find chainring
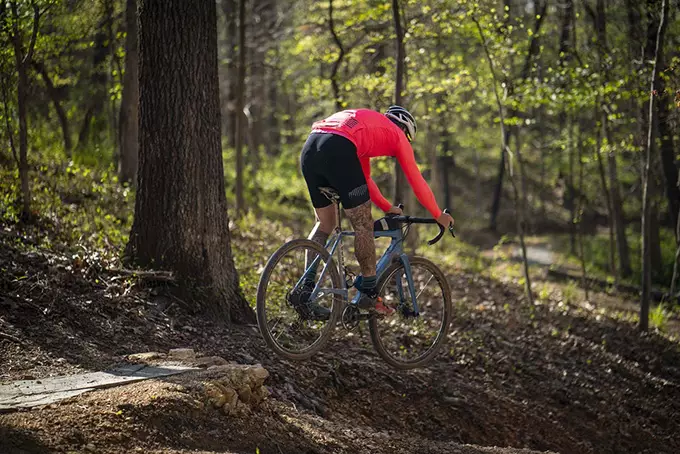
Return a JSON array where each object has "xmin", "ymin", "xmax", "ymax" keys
[{"xmin": 341, "ymin": 305, "xmax": 361, "ymax": 330}]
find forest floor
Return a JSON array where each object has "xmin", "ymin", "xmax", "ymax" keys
[{"xmin": 2, "ymin": 215, "xmax": 680, "ymax": 454}]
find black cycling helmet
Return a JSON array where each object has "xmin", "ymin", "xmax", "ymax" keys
[{"xmin": 385, "ymin": 105, "xmax": 417, "ymax": 142}]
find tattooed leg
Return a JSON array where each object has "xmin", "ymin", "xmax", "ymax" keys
[{"xmin": 344, "ymin": 201, "xmax": 376, "ymax": 277}]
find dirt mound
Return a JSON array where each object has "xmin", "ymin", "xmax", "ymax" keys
[{"xmin": 0, "ymin": 370, "xmax": 552, "ymax": 454}]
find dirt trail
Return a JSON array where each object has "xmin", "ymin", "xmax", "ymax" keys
[{"xmin": 2, "ymin": 237, "xmax": 680, "ymax": 453}]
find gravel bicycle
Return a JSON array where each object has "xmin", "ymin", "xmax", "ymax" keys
[{"xmin": 256, "ymin": 187, "xmax": 455, "ymax": 369}]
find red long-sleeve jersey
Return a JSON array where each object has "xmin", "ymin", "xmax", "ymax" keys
[{"xmin": 311, "ymin": 109, "xmax": 442, "ymax": 219}]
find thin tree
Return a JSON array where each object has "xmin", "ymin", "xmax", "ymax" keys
[
  {"xmin": 126, "ymin": 0, "xmax": 252, "ymax": 323},
  {"xmin": 391, "ymin": 0, "xmax": 407, "ymax": 204},
  {"xmin": 489, "ymin": 1, "xmax": 548, "ymax": 231},
  {"xmin": 575, "ymin": 118, "xmax": 589, "ymax": 300},
  {"xmin": 640, "ymin": 0, "xmax": 668, "ymax": 332},
  {"xmin": 118, "ymin": 0, "xmax": 139, "ymax": 184},
  {"xmin": 234, "ymin": 0, "xmax": 246, "ymax": 214},
  {"xmin": 8, "ymin": 1, "xmax": 40, "ymax": 221},
  {"xmin": 33, "ymin": 61, "xmax": 72, "ymax": 155},
  {"xmin": 670, "ymin": 203, "xmax": 680, "ymax": 301},
  {"xmin": 587, "ymin": 0, "xmax": 632, "ymax": 278},
  {"xmin": 474, "ymin": 16, "xmax": 533, "ymax": 304},
  {"xmin": 328, "ymin": 0, "xmax": 344, "ymax": 111}
]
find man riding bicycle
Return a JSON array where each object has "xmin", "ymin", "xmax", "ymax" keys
[{"xmin": 297, "ymin": 106, "xmax": 455, "ymax": 318}]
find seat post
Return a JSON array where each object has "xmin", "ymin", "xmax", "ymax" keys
[{"xmin": 335, "ymin": 201, "xmax": 343, "ymax": 234}]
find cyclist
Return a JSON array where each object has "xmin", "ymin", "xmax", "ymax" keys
[{"xmin": 296, "ymin": 106, "xmax": 454, "ymax": 318}]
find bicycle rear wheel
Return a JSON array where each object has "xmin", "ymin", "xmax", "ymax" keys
[
  {"xmin": 369, "ymin": 256, "xmax": 452, "ymax": 369},
  {"xmin": 256, "ymin": 239, "xmax": 342, "ymax": 361}
]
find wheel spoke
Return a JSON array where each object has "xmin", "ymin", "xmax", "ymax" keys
[
  {"xmin": 256, "ymin": 239, "xmax": 341, "ymax": 360},
  {"xmin": 369, "ymin": 257, "xmax": 451, "ymax": 369}
]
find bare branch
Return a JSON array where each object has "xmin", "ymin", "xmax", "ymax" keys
[
  {"xmin": 21, "ymin": 2, "xmax": 40, "ymax": 66},
  {"xmin": 0, "ymin": 331, "xmax": 22, "ymax": 344}
]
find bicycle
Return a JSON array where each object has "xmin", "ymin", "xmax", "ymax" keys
[{"xmin": 256, "ymin": 186, "xmax": 455, "ymax": 369}]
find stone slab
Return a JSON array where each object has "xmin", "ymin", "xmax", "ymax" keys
[{"xmin": 0, "ymin": 364, "xmax": 197, "ymax": 412}]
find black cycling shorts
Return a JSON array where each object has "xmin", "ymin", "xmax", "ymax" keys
[{"xmin": 300, "ymin": 133, "xmax": 369, "ymax": 209}]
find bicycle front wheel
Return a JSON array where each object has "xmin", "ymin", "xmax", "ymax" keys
[
  {"xmin": 369, "ymin": 256, "xmax": 452, "ymax": 369},
  {"xmin": 256, "ymin": 239, "xmax": 342, "ymax": 361}
]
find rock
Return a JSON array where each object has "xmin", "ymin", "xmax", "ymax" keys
[
  {"xmin": 127, "ymin": 352, "xmax": 166, "ymax": 362},
  {"xmin": 203, "ymin": 383, "xmax": 226, "ymax": 409},
  {"xmin": 194, "ymin": 356, "xmax": 228, "ymax": 368},
  {"xmin": 252, "ymin": 385, "xmax": 270, "ymax": 404},
  {"xmin": 237, "ymin": 385, "xmax": 252, "ymax": 404},
  {"xmin": 246, "ymin": 365, "xmax": 269, "ymax": 388},
  {"xmin": 222, "ymin": 389, "xmax": 239, "ymax": 415},
  {"xmin": 199, "ymin": 363, "xmax": 270, "ymax": 415},
  {"xmin": 168, "ymin": 348, "xmax": 196, "ymax": 361}
]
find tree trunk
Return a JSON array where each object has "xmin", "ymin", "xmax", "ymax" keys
[
  {"xmin": 656, "ymin": 68, "xmax": 679, "ymax": 239},
  {"xmin": 10, "ymin": 1, "xmax": 39, "ymax": 222},
  {"xmin": 489, "ymin": 139, "xmax": 507, "ymax": 231},
  {"xmin": 118, "ymin": 0, "xmax": 139, "ymax": 185},
  {"xmin": 76, "ymin": 10, "xmax": 112, "ymax": 151},
  {"xmin": 567, "ymin": 115, "xmax": 576, "ymax": 255},
  {"xmin": 219, "ymin": 0, "xmax": 238, "ymax": 148},
  {"xmin": 641, "ymin": 0, "xmax": 668, "ymax": 332},
  {"xmin": 15, "ymin": 50, "xmax": 30, "ymax": 220},
  {"xmin": 670, "ymin": 206, "xmax": 680, "ymax": 299},
  {"xmin": 606, "ymin": 122, "xmax": 632, "ymax": 278},
  {"xmin": 576, "ymin": 119, "xmax": 589, "ymax": 300},
  {"xmin": 650, "ymin": 206, "xmax": 663, "ymax": 278},
  {"xmin": 474, "ymin": 17, "xmax": 533, "ymax": 304},
  {"xmin": 33, "ymin": 61, "xmax": 72, "ymax": 156},
  {"xmin": 127, "ymin": 0, "xmax": 252, "ymax": 323},
  {"xmin": 105, "ymin": 0, "xmax": 118, "ymax": 153},
  {"xmin": 489, "ymin": 1, "xmax": 547, "ymax": 231},
  {"xmin": 234, "ymin": 0, "xmax": 246, "ymax": 214},
  {"xmin": 593, "ymin": 0, "xmax": 632, "ymax": 278},
  {"xmin": 594, "ymin": 103, "xmax": 617, "ymax": 275},
  {"xmin": 391, "ymin": 0, "xmax": 407, "ymax": 204},
  {"xmin": 328, "ymin": 0, "xmax": 344, "ymax": 111}
]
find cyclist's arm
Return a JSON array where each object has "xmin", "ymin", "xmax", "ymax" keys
[
  {"xmin": 360, "ymin": 157, "xmax": 392, "ymax": 212},
  {"xmin": 394, "ymin": 135, "xmax": 443, "ymax": 219}
]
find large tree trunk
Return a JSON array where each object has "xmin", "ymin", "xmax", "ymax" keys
[
  {"xmin": 127, "ymin": 0, "xmax": 252, "ymax": 323},
  {"xmin": 118, "ymin": 0, "xmax": 139, "ymax": 185}
]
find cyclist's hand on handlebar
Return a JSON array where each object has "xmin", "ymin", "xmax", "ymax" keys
[
  {"xmin": 387, "ymin": 205, "xmax": 403, "ymax": 215},
  {"xmin": 437, "ymin": 211, "xmax": 454, "ymax": 229}
]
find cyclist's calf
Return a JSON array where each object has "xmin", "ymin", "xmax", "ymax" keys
[{"xmin": 344, "ymin": 201, "xmax": 377, "ymax": 276}]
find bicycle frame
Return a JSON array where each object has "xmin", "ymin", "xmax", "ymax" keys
[{"xmin": 297, "ymin": 214, "xmax": 421, "ymax": 315}]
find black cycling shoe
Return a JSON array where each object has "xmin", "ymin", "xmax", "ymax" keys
[
  {"xmin": 356, "ymin": 290, "xmax": 395, "ymax": 316},
  {"xmin": 288, "ymin": 281, "xmax": 331, "ymax": 321}
]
